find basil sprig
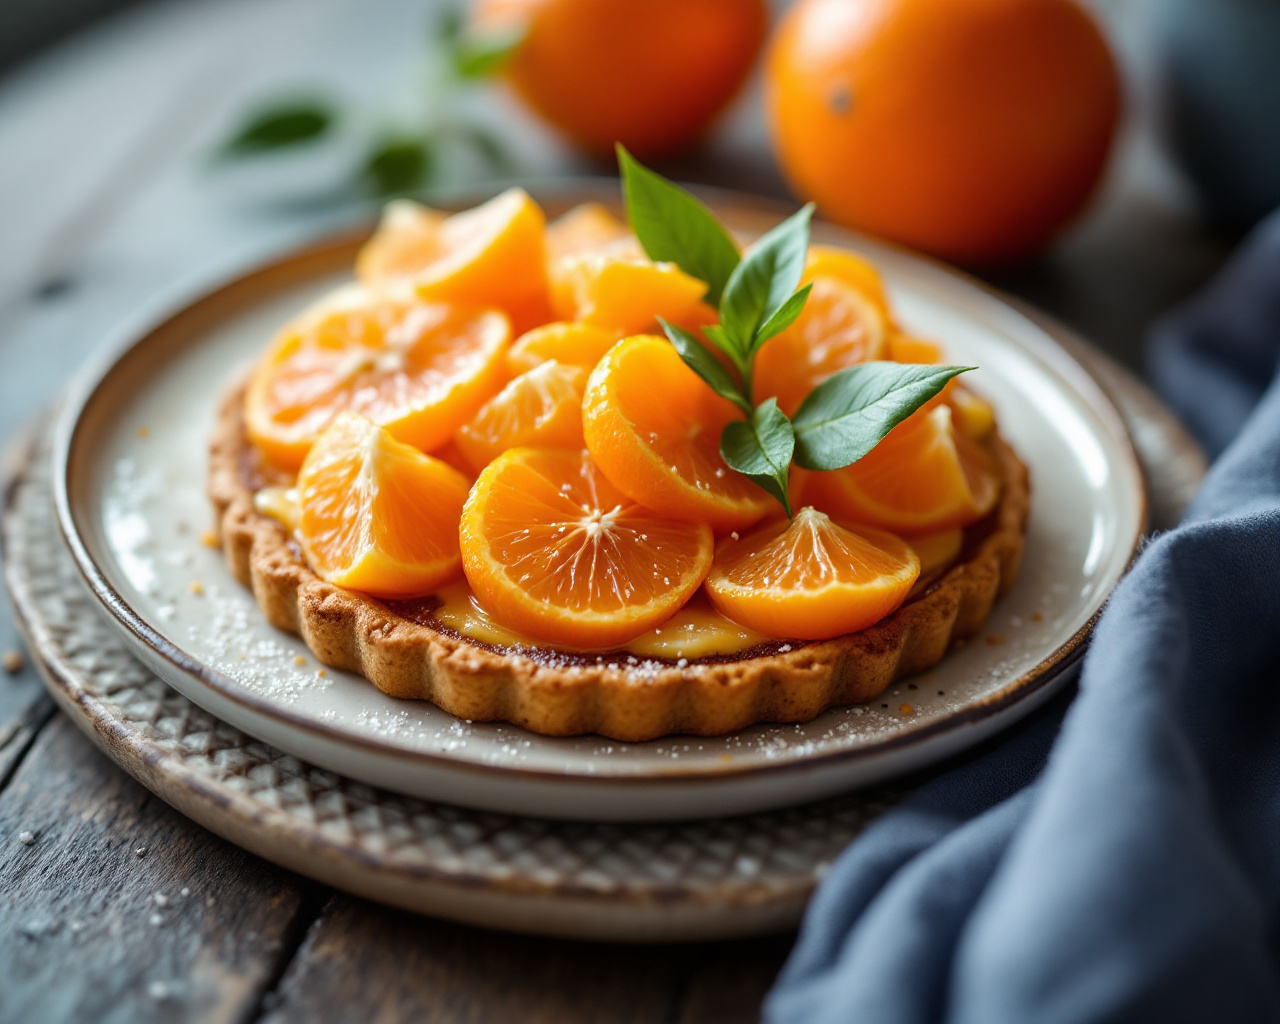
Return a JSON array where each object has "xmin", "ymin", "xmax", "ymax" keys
[{"xmin": 619, "ymin": 150, "xmax": 974, "ymax": 517}]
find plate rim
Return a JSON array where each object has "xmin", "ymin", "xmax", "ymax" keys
[{"xmin": 50, "ymin": 180, "xmax": 1148, "ymax": 787}]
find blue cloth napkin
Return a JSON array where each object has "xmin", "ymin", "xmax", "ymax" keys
[{"xmin": 765, "ymin": 210, "xmax": 1280, "ymax": 1024}]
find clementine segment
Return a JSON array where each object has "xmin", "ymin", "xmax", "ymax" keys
[
  {"xmin": 244, "ymin": 289, "xmax": 510, "ymax": 470},
  {"xmin": 888, "ymin": 333, "xmax": 943, "ymax": 364},
  {"xmin": 454, "ymin": 361, "xmax": 589, "ymax": 473},
  {"xmin": 583, "ymin": 336, "xmax": 774, "ymax": 532},
  {"xmin": 705, "ymin": 508, "xmax": 920, "ymax": 639},
  {"xmin": 546, "ymin": 202, "xmax": 631, "ymax": 262},
  {"xmin": 506, "ymin": 321, "xmax": 619, "ymax": 377},
  {"xmin": 297, "ymin": 413, "xmax": 471, "ymax": 598},
  {"xmin": 752, "ymin": 251, "xmax": 891, "ymax": 416},
  {"xmin": 550, "ymin": 253, "xmax": 707, "ymax": 335},
  {"xmin": 460, "ymin": 447, "xmax": 714, "ymax": 647},
  {"xmin": 800, "ymin": 404, "xmax": 1001, "ymax": 532},
  {"xmin": 356, "ymin": 188, "xmax": 551, "ymax": 332}
]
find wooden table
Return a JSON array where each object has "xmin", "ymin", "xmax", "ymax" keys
[{"xmin": 0, "ymin": 1, "xmax": 1233, "ymax": 1020}]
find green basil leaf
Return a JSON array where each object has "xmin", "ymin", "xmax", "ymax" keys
[
  {"xmin": 792, "ymin": 362, "xmax": 974, "ymax": 471},
  {"xmin": 718, "ymin": 202, "xmax": 814, "ymax": 353},
  {"xmin": 220, "ymin": 102, "xmax": 334, "ymax": 156},
  {"xmin": 617, "ymin": 145, "xmax": 741, "ymax": 307},
  {"xmin": 752, "ymin": 282, "xmax": 812, "ymax": 354},
  {"xmin": 720, "ymin": 399, "xmax": 795, "ymax": 515},
  {"xmin": 452, "ymin": 23, "xmax": 527, "ymax": 78},
  {"xmin": 362, "ymin": 137, "xmax": 433, "ymax": 196},
  {"xmin": 660, "ymin": 320, "xmax": 751, "ymax": 414}
]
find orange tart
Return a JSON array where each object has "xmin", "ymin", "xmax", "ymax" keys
[{"xmin": 209, "ymin": 177, "xmax": 1030, "ymax": 742}]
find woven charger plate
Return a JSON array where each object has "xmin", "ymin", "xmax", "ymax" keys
[{"xmin": 4, "ymin": 344, "xmax": 1202, "ymax": 942}]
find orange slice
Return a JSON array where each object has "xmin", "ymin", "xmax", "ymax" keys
[
  {"xmin": 296, "ymin": 413, "xmax": 471, "ymax": 598},
  {"xmin": 582, "ymin": 335, "xmax": 774, "ymax": 532},
  {"xmin": 946, "ymin": 385, "xmax": 997, "ymax": 440},
  {"xmin": 460, "ymin": 447, "xmax": 714, "ymax": 647},
  {"xmin": 546, "ymin": 202, "xmax": 631, "ymax": 262},
  {"xmin": 356, "ymin": 188, "xmax": 551, "ymax": 332},
  {"xmin": 705, "ymin": 508, "xmax": 920, "ymax": 639},
  {"xmin": 244, "ymin": 289, "xmax": 510, "ymax": 470},
  {"xmin": 752, "ymin": 250, "xmax": 891, "ymax": 416},
  {"xmin": 889, "ymin": 333, "xmax": 943, "ymax": 364},
  {"xmin": 904, "ymin": 526, "xmax": 964, "ymax": 576},
  {"xmin": 506, "ymin": 321, "xmax": 619, "ymax": 377},
  {"xmin": 800, "ymin": 404, "xmax": 1001, "ymax": 532},
  {"xmin": 551, "ymin": 253, "xmax": 708, "ymax": 335},
  {"xmin": 454, "ymin": 361, "xmax": 589, "ymax": 473}
]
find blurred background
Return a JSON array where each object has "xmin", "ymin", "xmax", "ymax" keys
[{"xmin": 3, "ymin": 0, "xmax": 1278, "ymax": 459}]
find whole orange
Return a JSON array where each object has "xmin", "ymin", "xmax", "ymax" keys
[
  {"xmin": 472, "ymin": 0, "xmax": 768, "ymax": 159},
  {"xmin": 765, "ymin": 0, "xmax": 1121, "ymax": 265}
]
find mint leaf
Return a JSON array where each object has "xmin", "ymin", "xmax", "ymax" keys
[
  {"xmin": 792, "ymin": 362, "xmax": 973, "ymax": 471},
  {"xmin": 718, "ymin": 203, "xmax": 814, "ymax": 353},
  {"xmin": 720, "ymin": 399, "xmax": 795, "ymax": 515},
  {"xmin": 452, "ymin": 22, "xmax": 527, "ymax": 78},
  {"xmin": 660, "ymin": 320, "xmax": 751, "ymax": 415},
  {"xmin": 617, "ymin": 145, "xmax": 741, "ymax": 306},
  {"xmin": 221, "ymin": 102, "xmax": 334, "ymax": 156},
  {"xmin": 362, "ymin": 137, "xmax": 433, "ymax": 196},
  {"xmin": 752, "ymin": 282, "xmax": 812, "ymax": 353}
]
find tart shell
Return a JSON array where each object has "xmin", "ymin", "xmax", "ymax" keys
[{"xmin": 210, "ymin": 385, "xmax": 1030, "ymax": 742}]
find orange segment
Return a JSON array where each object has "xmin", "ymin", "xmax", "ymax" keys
[
  {"xmin": 800, "ymin": 405, "xmax": 1001, "ymax": 531},
  {"xmin": 705, "ymin": 508, "xmax": 920, "ymax": 639},
  {"xmin": 551, "ymin": 253, "xmax": 708, "ymax": 335},
  {"xmin": 244, "ymin": 289, "xmax": 510, "ymax": 470},
  {"xmin": 454, "ymin": 361, "xmax": 589, "ymax": 473},
  {"xmin": 460, "ymin": 447, "xmax": 714, "ymax": 647},
  {"xmin": 506, "ymin": 321, "xmax": 619, "ymax": 377},
  {"xmin": 752, "ymin": 251, "xmax": 890, "ymax": 416},
  {"xmin": 889, "ymin": 333, "xmax": 943, "ymax": 364},
  {"xmin": 904, "ymin": 526, "xmax": 963, "ymax": 575},
  {"xmin": 546, "ymin": 203, "xmax": 630, "ymax": 262},
  {"xmin": 583, "ymin": 335, "xmax": 774, "ymax": 532},
  {"xmin": 356, "ymin": 188, "xmax": 551, "ymax": 332},
  {"xmin": 946, "ymin": 385, "xmax": 996, "ymax": 439},
  {"xmin": 297, "ymin": 413, "xmax": 470, "ymax": 598}
]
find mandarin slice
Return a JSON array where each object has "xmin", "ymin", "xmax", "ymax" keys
[
  {"xmin": 551, "ymin": 253, "xmax": 707, "ymax": 335},
  {"xmin": 888, "ymin": 333, "xmax": 943, "ymax": 364},
  {"xmin": 244, "ymin": 289, "xmax": 509, "ymax": 470},
  {"xmin": 583, "ymin": 335, "xmax": 774, "ymax": 532},
  {"xmin": 800, "ymin": 404, "xmax": 1001, "ymax": 532},
  {"xmin": 506, "ymin": 321, "xmax": 619, "ymax": 377},
  {"xmin": 545, "ymin": 202, "xmax": 631, "ymax": 262},
  {"xmin": 753, "ymin": 250, "xmax": 890, "ymax": 415},
  {"xmin": 460, "ymin": 447, "xmax": 714, "ymax": 647},
  {"xmin": 356, "ymin": 188, "xmax": 551, "ymax": 332},
  {"xmin": 297, "ymin": 413, "xmax": 471, "ymax": 598},
  {"xmin": 946, "ymin": 385, "xmax": 996, "ymax": 439},
  {"xmin": 454, "ymin": 361, "xmax": 589, "ymax": 473},
  {"xmin": 705, "ymin": 508, "xmax": 920, "ymax": 639}
]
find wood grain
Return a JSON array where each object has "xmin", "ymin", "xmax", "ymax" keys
[{"xmin": 0, "ymin": 715, "xmax": 315, "ymax": 1024}]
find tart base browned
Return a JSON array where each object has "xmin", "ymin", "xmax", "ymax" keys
[{"xmin": 210, "ymin": 385, "xmax": 1030, "ymax": 742}]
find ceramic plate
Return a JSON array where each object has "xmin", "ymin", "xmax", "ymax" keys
[{"xmin": 53, "ymin": 183, "xmax": 1147, "ymax": 821}]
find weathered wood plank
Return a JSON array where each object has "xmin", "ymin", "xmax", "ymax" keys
[
  {"xmin": 260, "ymin": 895, "xmax": 687, "ymax": 1024},
  {"xmin": 677, "ymin": 935, "xmax": 795, "ymax": 1024},
  {"xmin": 0, "ymin": 715, "xmax": 318, "ymax": 1024}
]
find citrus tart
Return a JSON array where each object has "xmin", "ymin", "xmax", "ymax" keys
[{"xmin": 209, "ymin": 167, "xmax": 1029, "ymax": 743}]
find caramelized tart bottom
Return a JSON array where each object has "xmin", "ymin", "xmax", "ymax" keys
[{"xmin": 210, "ymin": 383, "xmax": 1030, "ymax": 741}]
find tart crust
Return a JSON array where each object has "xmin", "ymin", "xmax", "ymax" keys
[{"xmin": 210, "ymin": 385, "xmax": 1030, "ymax": 742}]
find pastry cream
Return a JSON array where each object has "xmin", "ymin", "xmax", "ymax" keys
[{"xmin": 252, "ymin": 486, "xmax": 960, "ymax": 655}]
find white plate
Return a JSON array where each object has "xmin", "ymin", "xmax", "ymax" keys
[{"xmin": 53, "ymin": 184, "xmax": 1146, "ymax": 821}]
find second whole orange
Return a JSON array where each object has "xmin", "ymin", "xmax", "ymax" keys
[
  {"xmin": 765, "ymin": 0, "xmax": 1121, "ymax": 265},
  {"xmin": 471, "ymin": 0, "xmax": 769, "ymax": 159}
]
